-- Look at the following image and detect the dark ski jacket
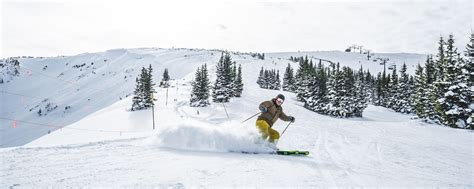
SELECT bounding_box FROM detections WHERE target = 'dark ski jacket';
[257,99,290,127]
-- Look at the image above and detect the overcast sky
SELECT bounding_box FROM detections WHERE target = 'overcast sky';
[1,0,472,57]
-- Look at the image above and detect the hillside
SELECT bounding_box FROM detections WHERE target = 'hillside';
[0,48,471,187]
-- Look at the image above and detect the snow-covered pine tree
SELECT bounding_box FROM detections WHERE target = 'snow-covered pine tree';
[440,34,471,128]
[372,72,383,106]
[408,75,416,113]
[464,32,474,129]
[233,64,244,97]
[229,61,237,97]
[325,63,344,117]
[316,61,328,100]
[304,61,327,113]
[131,73,144,111]
[212,52,233,103]
[430,37,448,124]
[230,61,237,80]
[263,69,270,89]
[339,66,356,117]
[201,64,211,101]
[387,66,399,110]
[351,66,368,117]
[384,72,391,107]
[267,70,274,89]
[131,65,155,111]
[190,66,202,106]
[392,63,411,113]
[282,64,295,92]
[423,56,437,119]
[295,56,311,102]
[435,37,447,81]
[413,64,428,118]
[143,65,156,108]
[376,68,390,107]
[257,67,264,88]
[275,70,281,90]
[190,64,211,107]
[364,69,374,103]
[159,68,170,88]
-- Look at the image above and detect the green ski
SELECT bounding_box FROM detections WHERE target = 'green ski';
[275,150,310,156]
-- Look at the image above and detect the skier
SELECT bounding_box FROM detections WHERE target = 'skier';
[256,94,295,149]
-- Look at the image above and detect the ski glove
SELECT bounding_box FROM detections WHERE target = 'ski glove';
[259,105,267,113]
[289,116,295,123]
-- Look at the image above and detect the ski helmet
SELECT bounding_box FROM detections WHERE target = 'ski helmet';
[276,94,285,101]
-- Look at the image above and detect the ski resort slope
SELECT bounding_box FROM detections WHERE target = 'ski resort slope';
[1,48,472,188]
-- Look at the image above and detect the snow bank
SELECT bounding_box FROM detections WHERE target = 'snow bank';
[145,120,274,153]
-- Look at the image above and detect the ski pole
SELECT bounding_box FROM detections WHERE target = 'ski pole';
[241,112,260,124]
[280,122,292,137]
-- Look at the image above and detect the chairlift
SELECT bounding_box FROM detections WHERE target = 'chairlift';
[388,64,396,70]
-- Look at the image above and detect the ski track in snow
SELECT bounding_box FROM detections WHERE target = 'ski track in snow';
[1,48,473,188]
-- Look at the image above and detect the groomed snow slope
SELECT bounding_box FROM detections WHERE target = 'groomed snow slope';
[1,48,472,187]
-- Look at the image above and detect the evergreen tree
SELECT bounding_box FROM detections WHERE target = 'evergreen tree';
[230,61,237,80]
[364,69,375,103]
[201,64,211,102]
[326,63,345,117]
[263,70,270,89]
[275,70,281,90]
[374,72,383,104]
[396,63,412,113]
[268,70,276,90]
[132,73,144,111]
[144,65,156,107]
[131,65,155,111]
[282,64,295,92]
[339,66,356,117]
[408,75,416,113]
[464,32,474,128]
[413,64,428,118]
[257,67,264,88]
[229,61,237,97]
[190,64,211,107]
[295,57,312,102]
[435,37,446,80]
[387,66,399,109]
[353,66,368,116]
[440,34,471,128]
[159,68,170,88]
[377,67,390,106]
[190,66,202,106]
[424,56,438,119]
[431,37,448,123]
[316,61,328,100]
[212,52,233,103]
[233,64,244,97]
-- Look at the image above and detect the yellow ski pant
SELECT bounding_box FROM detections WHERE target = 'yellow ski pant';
[256,120,280,143]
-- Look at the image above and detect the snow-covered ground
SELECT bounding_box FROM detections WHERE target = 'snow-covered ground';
[1,48,472,187]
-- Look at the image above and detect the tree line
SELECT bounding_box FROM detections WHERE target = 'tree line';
[190,51,244,107]
[262,33,472,129]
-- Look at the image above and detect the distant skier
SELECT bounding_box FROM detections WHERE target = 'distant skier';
[256,94,295,148]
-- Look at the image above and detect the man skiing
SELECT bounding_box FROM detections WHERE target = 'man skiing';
[256,94,295,148]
